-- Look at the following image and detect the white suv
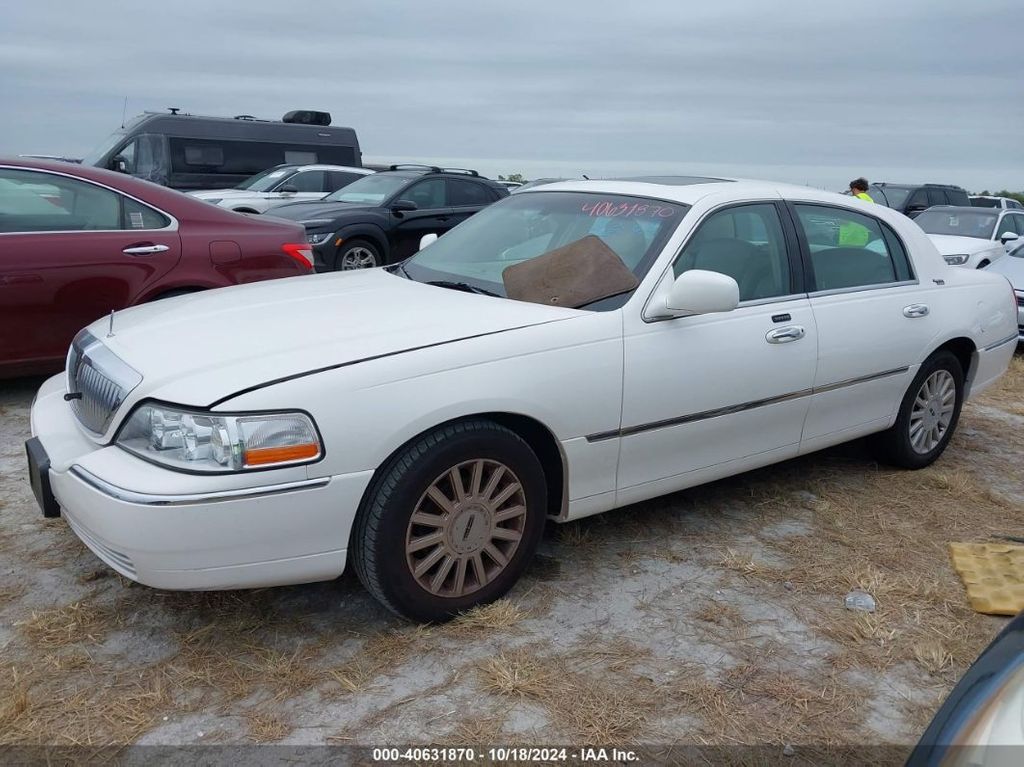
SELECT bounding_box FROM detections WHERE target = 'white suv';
[970,195,1023,210]
[190,164,372,214]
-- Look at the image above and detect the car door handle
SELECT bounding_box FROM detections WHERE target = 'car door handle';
[903,303,929,318]
[122,244,170,256]
[2,273,43,285]
[765,325,806,344]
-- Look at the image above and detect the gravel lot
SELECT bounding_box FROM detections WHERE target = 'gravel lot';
[1,354,1022,759]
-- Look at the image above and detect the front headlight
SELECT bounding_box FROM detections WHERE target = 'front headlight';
[116,403,322,473]
[944,254,969,265]
[306,231,334,245]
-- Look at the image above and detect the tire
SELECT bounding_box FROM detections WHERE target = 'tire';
[335,239,381,271]
[872,350,965,469]
[351,419,547,622]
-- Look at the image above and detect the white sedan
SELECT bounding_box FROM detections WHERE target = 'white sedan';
[27,178,1018,621]
[916,206,1021,269]
[190,164,373,214]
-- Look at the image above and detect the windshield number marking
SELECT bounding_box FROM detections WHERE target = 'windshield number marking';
[581,201,675,218]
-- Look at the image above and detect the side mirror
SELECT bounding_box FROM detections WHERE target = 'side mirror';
[111,156,128,173]
[279,185,298,194]
[1000,232,1019,245]
[664,270,740,315]
[391,199,418,213]
[419,233,438,251]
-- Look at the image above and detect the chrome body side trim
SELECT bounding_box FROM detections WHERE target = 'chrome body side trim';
[586,366,911,443]
[68,466,330,507]
[982,334,1019,352]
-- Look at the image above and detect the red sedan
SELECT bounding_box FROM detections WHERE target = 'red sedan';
[0,157,313,378]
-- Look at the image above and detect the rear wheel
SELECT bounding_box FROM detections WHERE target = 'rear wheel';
[336,239,380,270]
[351,420,547,622]
[872,350,964,469]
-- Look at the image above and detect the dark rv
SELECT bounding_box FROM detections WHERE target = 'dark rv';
[82,109,361,191]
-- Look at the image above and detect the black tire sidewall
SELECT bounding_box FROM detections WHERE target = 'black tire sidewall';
[361,424,547,622]
[336,239,380,270]
[888,351,965,468]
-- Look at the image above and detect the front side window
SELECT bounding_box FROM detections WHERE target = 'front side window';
[795,204,909,291]
[403,179,446,208]
[323,174,411,204]
[236,166,293,191]
[403,191,687,309]
[915,209,998,240]
[286,170,326,193]
[907,189,928,211]
[0,168,120,232]
[673,203,792,301]
[996,214,1019,238]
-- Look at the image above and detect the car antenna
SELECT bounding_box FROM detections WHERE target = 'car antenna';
[107,310,115,338]
[120,96,128,129]
[582,174,590,180]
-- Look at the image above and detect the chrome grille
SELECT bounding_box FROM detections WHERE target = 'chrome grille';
[67,330,142,435]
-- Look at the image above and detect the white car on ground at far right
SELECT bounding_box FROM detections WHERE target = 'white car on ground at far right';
[915,206,1020,269]
[970,195,1023,210]
[986,241,1024,342]
[190,164,373,214]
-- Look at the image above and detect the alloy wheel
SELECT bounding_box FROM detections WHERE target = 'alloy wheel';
[405,459,527,598]
[909,369,956,454]
[340,246,378,270]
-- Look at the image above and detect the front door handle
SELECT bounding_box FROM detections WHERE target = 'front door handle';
[123,244,170,256]
[766,325,806,344]
[903,303,929,318]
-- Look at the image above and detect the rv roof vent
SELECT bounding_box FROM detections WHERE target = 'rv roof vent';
[282,110,332,126]
[168,107,181,115]
[234,114,257,121]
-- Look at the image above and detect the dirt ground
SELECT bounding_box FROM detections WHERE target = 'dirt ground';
[1,354,1022,760]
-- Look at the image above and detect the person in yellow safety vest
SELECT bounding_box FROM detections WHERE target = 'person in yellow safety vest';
[839,178,875,246]
[848,177,874,203]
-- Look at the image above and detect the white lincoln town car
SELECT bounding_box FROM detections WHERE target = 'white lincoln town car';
[27,177,1018,621]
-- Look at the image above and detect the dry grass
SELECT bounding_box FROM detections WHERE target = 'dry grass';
[16,599,119,648]
[324,628,426,696]
[444,599,527,636]
[478,643,659,743]
[245,709,293,743]
[0,582,27,608]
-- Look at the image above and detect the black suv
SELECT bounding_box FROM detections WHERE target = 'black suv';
[265,165,508,271]
[867,183,970,219]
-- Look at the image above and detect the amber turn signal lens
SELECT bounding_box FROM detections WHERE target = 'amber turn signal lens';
[243,443,320,466]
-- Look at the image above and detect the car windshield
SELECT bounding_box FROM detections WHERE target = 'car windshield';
[915,209,998,239]
[323,174,410,204]
[81,131,126,166]
[235,166,295,191]
[402,191,688,310]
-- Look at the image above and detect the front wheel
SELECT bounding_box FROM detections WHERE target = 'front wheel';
[351,420,547,622]
[872,350,964,469]
[336,239,380,270]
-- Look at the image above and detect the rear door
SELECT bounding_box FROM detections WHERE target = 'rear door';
[447,178,499,227]
[0,167,181,368]
[789,201,934,454]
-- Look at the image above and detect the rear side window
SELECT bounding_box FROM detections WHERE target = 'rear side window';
[122,197,171,229]
[794,204,912,291]
[284,150,317,165]
[673,203,792,301]
[448,179,494,207]
[183,144,224,167]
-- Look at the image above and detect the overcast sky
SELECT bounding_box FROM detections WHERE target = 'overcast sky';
[2,0,1021,191]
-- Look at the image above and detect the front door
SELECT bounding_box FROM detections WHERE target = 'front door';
[0,167,181,370]
[616,201,817,500]
[389,178,453,260]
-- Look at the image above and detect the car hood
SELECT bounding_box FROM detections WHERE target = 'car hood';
[263,201,376,226]
[926,234,999,255]
[89,269,580,411]
[986,255,1024,288]
[189,189,254,200]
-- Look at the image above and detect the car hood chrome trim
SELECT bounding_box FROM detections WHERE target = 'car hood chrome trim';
[69,466,330,506]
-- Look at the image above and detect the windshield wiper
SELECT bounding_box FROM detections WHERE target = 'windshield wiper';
[427,280,500,297]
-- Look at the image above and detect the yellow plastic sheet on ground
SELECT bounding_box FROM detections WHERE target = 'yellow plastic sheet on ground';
[949,542,1024,616]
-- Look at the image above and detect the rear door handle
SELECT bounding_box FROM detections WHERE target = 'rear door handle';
[903,303,929,318]
[122,244,170,256]
[766,325,806,344]
[2,273,43,284]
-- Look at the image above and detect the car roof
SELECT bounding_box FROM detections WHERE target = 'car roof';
[872,182,965,190]
[290,164,373,173]
[920,206,999,214]
[515,176,855,207]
